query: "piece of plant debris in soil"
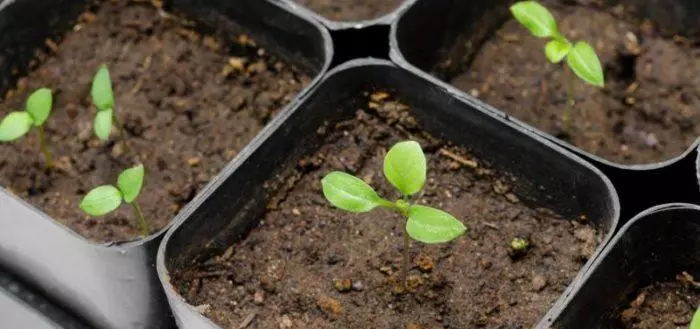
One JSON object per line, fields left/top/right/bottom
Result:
{"left": 291, "top": 0, "right": 405, "bottom": 21}
{"left": 0, "top": 0, "right": 310, "bottom": 242}
{"left": 173, "top": 92, "right": 601, "bottom": 329}
{"left": 444, "top": 2, "right": 700, "bottom": 164}
{"left": 619, "top": 272, "right": 700, "bottom": 329}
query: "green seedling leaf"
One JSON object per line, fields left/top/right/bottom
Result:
{"left": 118, "top": 164, "right": 144, "bottom": 203}
{"left": 322, "top": 171, "right": 388, "bottom": 213}
{"left": 0, "top": 111, "right": 33, "bottom": 141}
{"left": 383, "top": 141, "right": 426, "bottom": 196}
{"left": 26, "top": 88, "right": 52, "bottom": 126}
{"left": 545, "top": 39, "right": 571, "bottom": 63}
{"left": 510, "top": 1, "right": 558, "bottom": 38}
{"left": 691, "top": 306, "right": 700, "bottom": 329}
{"left": 567, "top": 41, "right": 605, "bottom": 87}
{"left": 94, "top": 109, "right": 113, "bottom": 141}
{"left": 80, "top": 185, "right": 123, "bottom": 216}
{"left": 91, "top": 64, "right": 115, "bottom": 111}
{"left": 406, "top": 205, "right": 466, "bottom": 243}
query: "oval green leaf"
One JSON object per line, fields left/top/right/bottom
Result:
{"left": 25, "top": 88, "right": 52, "bottom": 126}
{"left": 406, "top": 205, "right": 466, "bottom": 244}
{"left": 118, "top": 164, "right": 145, "bottom": 203}
{"left": 91, "top": 64, "right": 114, "bottom": 111}
{"left": 80, "top": 185, "right": 123, "bottom": 216}
{"left": 383, "top": 141, "right": 426, "bottom": 196}
{"left": 94, "top": 109, "right": 113, "bottom": 141}
{"left": 545, "top": 39, "right": 571, "bottom": 63}
{"left": 691, "top": 306, "right": 700, "bottom": 329}
{"left": 567, "top": 41, "right": 605, "bottom": 87}
{"left": 321, "top": 171, "right": 387, "bottom": 213}
{"left": 510, "top": 1, "right": 558, "bottom": 38}
{"left": 0, "top": 111, "right": 33, "bottom": 141}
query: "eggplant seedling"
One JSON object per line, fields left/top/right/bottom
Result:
{"left": 91, "top": 64, "right": 131, "bottom": 153}
{"left": 321, "top": 140, "right": 467, "bottom": 288}
{"left": 510, "top": 1, "right": 605, "bottom": 131}
{"left": 80, "top": 164, "right": 150, "bottom": 236}
{"left": 0, "top": 88, "right": 54, "bottom": 168}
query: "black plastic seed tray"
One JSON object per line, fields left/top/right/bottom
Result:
{"left": 2, "top": 0, "right": 700, "bottom": 327}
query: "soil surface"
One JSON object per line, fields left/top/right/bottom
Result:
{"left": 292, "top": 0, "right": 404, "bottom": 21}
{"left": 0, "top": 1, "right": 310, "bottom": 242}
{"left": 619, "top": 273, "right": 700, "bottom": 329}
{"left": 174, "top": 92, "right": 601, "bottom": 329}
{"left": 446, "top": 3, "right": 700, "bottom": 164}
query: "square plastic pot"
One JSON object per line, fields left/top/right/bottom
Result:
{"left": 0, "top": 0, "right": 331, "bottom": 328}
{"left": 157, "top": 58, "right": 620, "bottom": 328}
{"left": 389, "top": 0, "right": 700, "bottom": 225}
{"left": 543, "top": 203, "right": 700, "bottom": 329}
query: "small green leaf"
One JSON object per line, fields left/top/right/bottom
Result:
{"left": 118, "top": 164, "right": 145, "bottom": 203}
{"left": 321, "top": 171, "right": 388, "bottom": 213}
{"left": 406, "top": 205, "right": 466, "bottom": 244}
{"left": 510, "top": 1, "right": 558, "bottom": 38}
{"left": 94, "top": 109, "right": 113, "bottom": 141}
{"left": 80, "top": 185, "right": 123, "bottom": 216}
{"left": 567, "top": 41, "right": 605, "bottom": 87}
{"left": 691, "top": 306, "right": 700, "bottom": 329}
{"left": 383, "top": 141, "right": 426, "bottom": 196}
{"left": 0, "top": 111, "right": 33, "bottom": 141}
{"left": 545, "top": 39, "right": 571, "bottom": 63}
{"left": 25, "top": 88, "right": 52, "bottom": 126}
{"left": 91, "top": 64, "right": 114, "bottom": 111}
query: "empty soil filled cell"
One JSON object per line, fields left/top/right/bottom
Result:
{"left": 618, "top": 275, "right": 700, "bottom": 329}
{"left": 445, "top": 3, "right": 700, "bottom": 164}
{"left": 0, "top": 1, "right": 310, "bottom": 242}
{"left": 173, "top": 92, "right": 601, "bottom": 329}
{"left": 292, "top": 0, "right": 404, "bottom": 21}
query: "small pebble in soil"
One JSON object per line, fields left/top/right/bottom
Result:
{"left": 279, "top": 315, "right": 293, "bottom": 329}
{"left": 253, "top": 291, "right": 264, "bottom": 305}
{"left": 316, "top": 295, "right": 342, "bottom": 316}
{"left": 508, "top": 237, "right": 530, "bottom": 259}
{"left": 415, "top": 254, "right": 434, "bottom": 273}
{"left": 351, "top": 281, "right": 364, "bottom": 291}
{"left": 333, "top": 279, "right": 352, "bottom": 293}
{"left": 531, "top": 275, "right": 548, "bottom": 292}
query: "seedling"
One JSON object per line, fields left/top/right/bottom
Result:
{"left": 91, "top": 64, "right": 131, "bottom": 153}
{"left": 0, "top": 88, "right": 54, "bottom": 168}
{"left": 80, "top": 164, "right": 150, "bottom": 236}
{"left": 510, "top": 1, "right": 605, "bottom": 131}
{"left": 321, "top": 141, "right": 467, "bottom": 287}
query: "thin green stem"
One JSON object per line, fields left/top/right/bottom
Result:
{"left": 563, "top": 65, "right": 575, "bottom": 134}
{"left": 37, "top": 125, "right": 52, "bottom": 169}
{"left": 130, "top": 201, "right": 150, "bottom": 236}
{"left": 112, "top": 110, "right": 131, "bottom": 154}
{"left": 401, "top": 194, "right": 411, "bottom": 289}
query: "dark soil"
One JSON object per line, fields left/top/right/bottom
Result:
{"left": 174, "top": 92, "right": 601, "bottom": 329}
{"left": 0, "top": 1, "right": 310, "bottom": 243}
{"left": 292, "top": 0, "right": 404, "bottom": 21}
{"left": 446, "top": 3, "right": 700, "bottom": 164}
{"left": 619, "top": 273, "right": 700, "bottom": 329}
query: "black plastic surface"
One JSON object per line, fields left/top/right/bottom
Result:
{"left": 543, "top": 203, "right": 700, "bottom": 329}
{"left": 0, "top": 0, "right": 332, "bottom": 328}
{"left": 157, "top": 59, "right": 619, "bottom": 328}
